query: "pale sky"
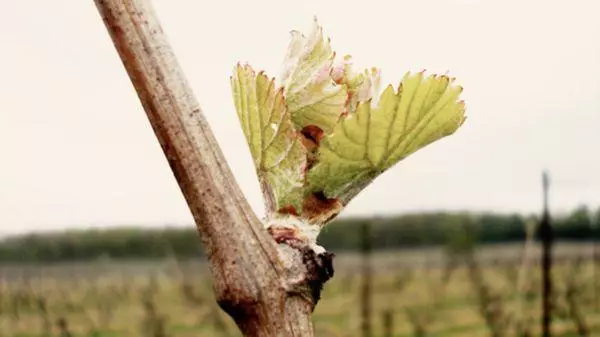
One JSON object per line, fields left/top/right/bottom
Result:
{"left": 1, "top": 0, "right": 599, "bottom": 236}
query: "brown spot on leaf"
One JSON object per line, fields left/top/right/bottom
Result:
{"left": 277, "top": 205, "right": 299, "bottom": 216}
{"left": 299, "top": 136, "right": 318, "bottom": 153}
{"left": 299, "top": 126, "right": 324, "bottom": 173}
{"left": 302, "top": 192, "right": 343, "bottom": 225}
{"left": 301, "top": 125, "right": 324, "bottom": 147}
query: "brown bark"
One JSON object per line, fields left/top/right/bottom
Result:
{"left": 93, "top": 0, "right": 331, "bottom": 335}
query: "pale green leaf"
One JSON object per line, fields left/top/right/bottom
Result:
{"left": 307, "top": 71, "right": 466, "bottom": 202}
{"left": 279, "top": 18, "right": 348, "bottom": 133}
{"left": 231, "top": 64, "right": 307, "bottom": 213}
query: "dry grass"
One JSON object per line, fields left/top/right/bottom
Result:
{"left": 0, "top": 243, "right": 598, "bottom": 337}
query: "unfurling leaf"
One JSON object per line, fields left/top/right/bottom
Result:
{"left": 279, "top": 18, "right": 348, "bottom": 133}
{"left": 231, "top": 64, "right": 306, "bottom": 213}
{"left": 308, "top": 72, "right": 466, "bottom": 203}
{"left": 331, "top": 55, "right": 382, "bottom": 114}
{"left": 231, "top": 19, "right": 467, "bottom": 226}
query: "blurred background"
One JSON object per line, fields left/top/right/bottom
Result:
{"left": 1, "top": 0, "right": 599, "bottom": 336}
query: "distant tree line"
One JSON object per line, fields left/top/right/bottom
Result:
{"left": 0, "top": 206, "right": 598, "bottom": 263}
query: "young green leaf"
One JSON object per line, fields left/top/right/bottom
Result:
{"left": 279, "top": 18, "right": 348, "bottom": 133}
{"left": 231, "top": 19, "right": 467, "bottom": 227}
{"left": 231, "top": 64, "right": 307, "bottom": 214}
{"left": 331, "top": 55, "right": 382, "bottom": 114}
{"left": 307, "top": 72, "right": 466, "bottom": 203}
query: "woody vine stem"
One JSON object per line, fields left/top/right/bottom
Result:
{"left": 94, "top": 1, "right": 335, "bottom": 336}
